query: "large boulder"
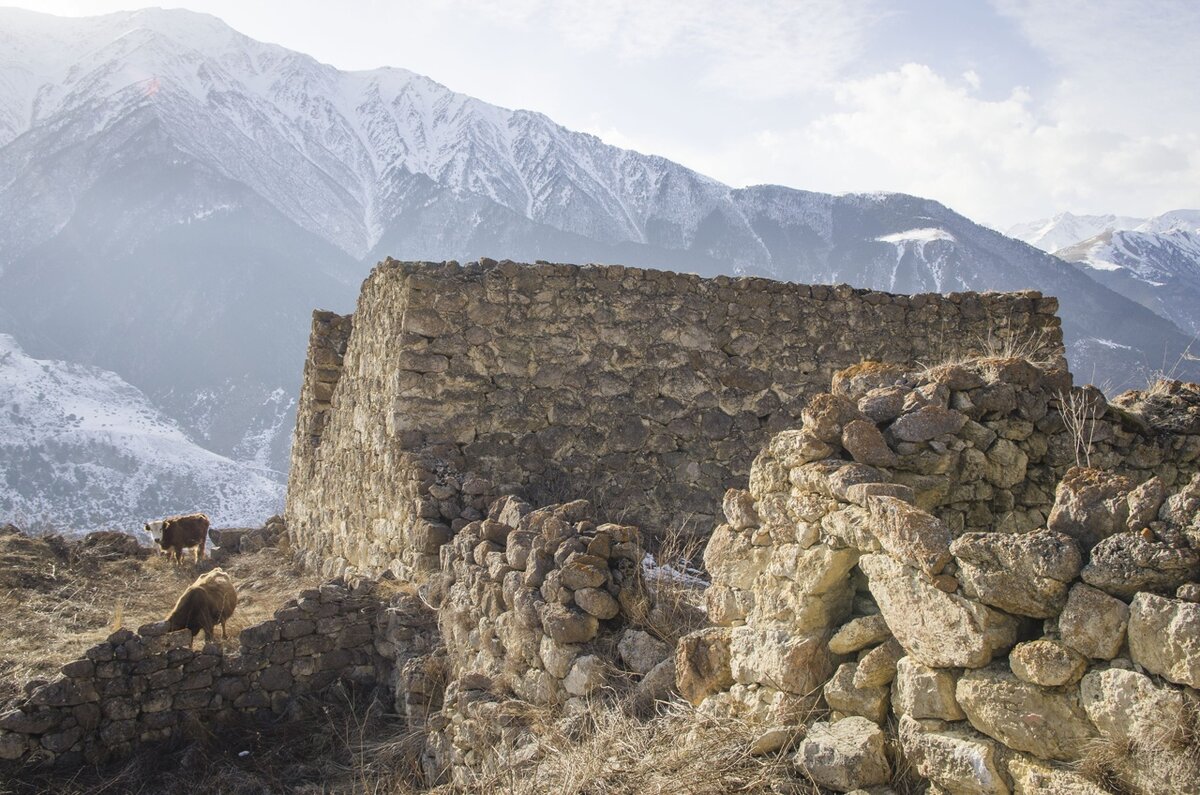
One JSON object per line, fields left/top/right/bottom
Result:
{"left": 898, "top": 715, "right": 1008, "bottom": 795}
{"left": 1080, "top": 532, "right": 1199, "bottom": 600}
{"left": 1057, "top": 583, "right": 1128, "bottom": 660}
{"left": 950, "top": 530, "right": 1081, "bottom": 618}
{"left": 865, "top": 497, "right": 952, "bottom": 575}
{"left": 1046, "top": 467, "right": 1135, "bottom": 553}
{"left": 794, "top": 717, "right": 890, "bottom": 792}
{"left": 1127, "top": 593, "right": 1200, "bottom": 688}
{"left": 956, "top": 666, "right": 1097, "bottom": 761}
{"left": 860, "top": 554, "right": 1019, "bottom": 668}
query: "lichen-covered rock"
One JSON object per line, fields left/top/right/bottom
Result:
{"left": 950, "top": 530, "right": 1080, "bottom": 618}
{"left": 1008, "top": 640, "right": 1087, "bottom": 687}
{"left": 1057, "top": 583, "right": 1129, "bottom": 660}
{"left": 832, "top": 362, "right": 909, "bottom": 401}
{"left": 865, "top": 497, "right": 952, "bottom": 576}
{"left": 794, "top": 717, "right": 890, "bottom": 792}
{"left": 956, "top": 666, "right": 1097, "bottom": 761}
{"left": 1080, "top": 532, "right": 1199, "bottom": 599}
{"left": 860, "top": 554, "right": 1019, "bottom": 668}
{"left": 892, "top": 657, "right": 964, "bottom": 721}
{"left": 842, "top": 420, "right": 898, "bottom": 467}
{"left": 828, "top": 614, "right": 892, "bottom": 655}
{"left": 889, "top": 405, "right": 967, "bottom": 443}
{"left": 824, "top": 662, "right": 889, "bottom": 724}
{"left": 675, "top": 628, "right": 733, "bottom": 706}
{"left": 898, "top": 715, "right": 1008, "bottom": 795}
{"left": 1046, "top": 467, "right": 1135, "bottom": 552}
{"left": 802, "top": 393, "right": 868, "bottom": 444}
{"left": 1125, "top": 476, "right": 1167, "bottom": 532}
{"left": 1127, "top": 592, "right": 1200, "bottom": 688}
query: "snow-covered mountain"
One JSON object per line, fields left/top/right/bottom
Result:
{"left": 1009, "top": 210, "right": 1200, "bottom": 341}
{"left": 0, "top": 334, "right": 283, "bottom": 534}
{"left": 1, "top": 7, "right": 1198, "bottom": 529}
{"left": 1006, "top": 212, "right": 1146, "bottom": 254}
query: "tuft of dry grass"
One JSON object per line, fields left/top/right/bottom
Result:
{"left": 458, "top": 697, "right": 812, "bottom": 795}
{"left": 0, "top": 531, "right": 320, "bottom": 706}
{"left": 633, "top": 520, "right": 710, "bottom": 646}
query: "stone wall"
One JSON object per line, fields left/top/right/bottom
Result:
{"left": 0, "top": 578, "right": 427, "bottom": 767}
{"left": 286, "top": 258, "right": 1065, "bottom": 580}
{"left": 682, "top": 358, "right": 1200, "bottom": 793}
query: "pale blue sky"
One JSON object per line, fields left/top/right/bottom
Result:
{"left": 6, "top": 0, "right": 1199, "bottom": 227}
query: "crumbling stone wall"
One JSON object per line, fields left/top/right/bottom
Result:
{"left": 286, "top": 258, "right": 1065, "bottom": 580}
{"left": 683, "top": 359, "right": 1200, "bottom": 793}
{"left": 0, "top": 579, "right": 430, "bottom": 768}
{"left": 422, "top": 495, "right": 676, "bottom": 787}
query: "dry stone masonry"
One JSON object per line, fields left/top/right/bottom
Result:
{"left": 684, "top": 356, "right": 1200, "bottom": 793}
{"left": 287, "top": 258, "right": 1064, "bottom": 581}
{"left": 0, "top": 578, "right": 435, "bottom": 767}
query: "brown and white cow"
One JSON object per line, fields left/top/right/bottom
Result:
{"left": 145, "top": 513, "right": 210, "bottom": 563}
{"left": 165, "top": 568, "right": 238, "bottom": 643}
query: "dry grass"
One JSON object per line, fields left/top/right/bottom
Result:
{"left": 1056, "top": 387, "right": 1102, "bottom": 468}
{"left": 0, "top": 531, "right": 319, "bottom": 705}
{"left": 919, "top": 322, "right": 1061, "bottom": 374}
{"left": 633, "top": 520, "right": 710, "bottom": 646}
{"left": 1076, "top": 698, "right": 1200, "bottom": 794}
{"left": 457, "top": 697, "right": 812, "bottom": 795}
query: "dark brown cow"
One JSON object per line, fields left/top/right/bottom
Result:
{"left": 165, "top": 568, "right": 238, "bottom": 644}
{"left": 148, "top": 513, "right": 209, "bottom": 563}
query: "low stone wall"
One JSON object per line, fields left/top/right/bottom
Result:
{"left": 286, "top": 258, "right": 1066, "bottom": 581}
{"left": 682, "top": 358, "right": 1200, "bottom": 793}
{"left": 0, "top": 579, "right": 420, "bottom": 768}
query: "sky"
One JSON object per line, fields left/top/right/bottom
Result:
{"left": 5, "top": 0, "right": 1199, "bottom": 229}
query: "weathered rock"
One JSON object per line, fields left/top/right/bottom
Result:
{"left": 703, "top": 525, "right": 769, "bottom": 590}
{"left": 563, "top": 655, "right": 607, "bottom": 696}
{"left": 950, "top": 530, "right": 1081, "bottom": 618}
{"left": 889, "top": 406, "right": 967, "bottom": 443}
{"left": 574, "top": 587, "right": 619, "bottom": 619}
{"left": 617, "top": 630, "right": 671, "bottom": 676}
{"left": 853, "top": 638, "right": 903, "bottom": 688}
{"left": 675, "top": 628, "right": 733, "bottom": 706}
{"left": 956, "top": 666, "right": 1097, "bottom": 761}
{"left": 794, "top": 717, "right": 890, "bottom": 792}
{"left": 842, "top": 420, "right": 898, "bottom": 468}
{"left": 730, "top": 627, "right": 831, "bottom": 695}
{"left": 824, "top": 662, "right": 889, "bottom": 724}
{"left": 538, "top": 604, "right": 599, "bottom": 645}
{"left": 1080, "top": 532, "right": 1199, "bottom": 599}
{"left": 828, "top": 614, "right": 892, "bottom": 655}
{"left": 891, "top": 657, "right": 964, "bottom": 721}
{"left": 1058, "top": 583, "right": 1128, "bottom": 660}
{"left": 1126, "top": 476, "right": 1167, "bottom": 532}
{"left": 1008, "top": 640, "right": 1087, "bottom": 687}
{"left": 1006, "top": 754, "right": 1109, "bottom": 795}
{"left": 769, "top": 430, "right": 835, "bottom": 468}
{"left": 1046, "top": 467, "right": 1135, "bottom": 552}
{"left": 865, "top": 497, "right": 952, "bottom": 575}
{"left": 1127, "top": 592, "right": 1200, "bottom": 688}
{"left": 858, "top": 386, "right": 909, "bottom": 424}
{"left": 722, "top": 489, "right": 759, "bottom": 530}
{"left": 860, "top": 554, "right": 1019, "bottom": 668}
{"left": 1079, "top": 667, "right": 1189, "bottom": 743}
{"left": 802, "top": 393, "right": 867, "bottom": 444}
{"left": 832, "top": 362, "right": 909, "bottom": 401}
{"left": 898, "top": 715, "right": 1008, "bottom": 795}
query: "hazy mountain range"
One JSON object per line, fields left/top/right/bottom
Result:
{"left": 1, "top": 7, "right": 1196, "bottom": 531}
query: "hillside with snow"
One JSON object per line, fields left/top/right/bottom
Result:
{"left": 1, "top": 7, "right": 1198, "bottom": 529}
{"left": 0, "top": 334, "right": 283, "bottom": 534}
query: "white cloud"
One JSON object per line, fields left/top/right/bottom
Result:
{"left": 681, "top": 63, "right": 1200, "bottom": 227}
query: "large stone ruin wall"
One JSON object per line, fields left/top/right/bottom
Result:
{"left": 286, "top": 258, "right": 1065, "bottom": 580}
{"left": 681, "top": 357, "right": 1200, "bottom": 794}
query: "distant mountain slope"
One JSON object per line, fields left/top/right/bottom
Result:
{"left": 1006, "top": 212, "right": 1145, "bottom": 253}
{"left": 1010, "top": 210, "right": 1200, "bottom": 346}
{"left": 2, "top": 6, "right": 1198, "bottom": 529}
{"left": 0, "top": 334, "right": 283, "bottom": 533}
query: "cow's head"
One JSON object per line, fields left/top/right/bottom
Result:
{"left": 146, "top": 520, "right": 166, "bottom": 545}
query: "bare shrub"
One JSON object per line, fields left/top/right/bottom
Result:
{"left": 1056, "top": 387, "right": 1103, "bottom": 468}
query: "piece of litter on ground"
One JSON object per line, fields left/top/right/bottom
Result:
{"left": 238, "top": 750, "right": 250, "bottom": 757}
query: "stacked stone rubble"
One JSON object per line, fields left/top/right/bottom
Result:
{"left": 0, "top": 579, "right": 434, "bottom": 768}
{"left": 422, "top": 496, "right": 676, "bottom": 787}
{"left": 287, "top": 258, "right": 1065, "bottom": 580}
{"left": 685, "top": 357, "right": 1200, "bottom": 793}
